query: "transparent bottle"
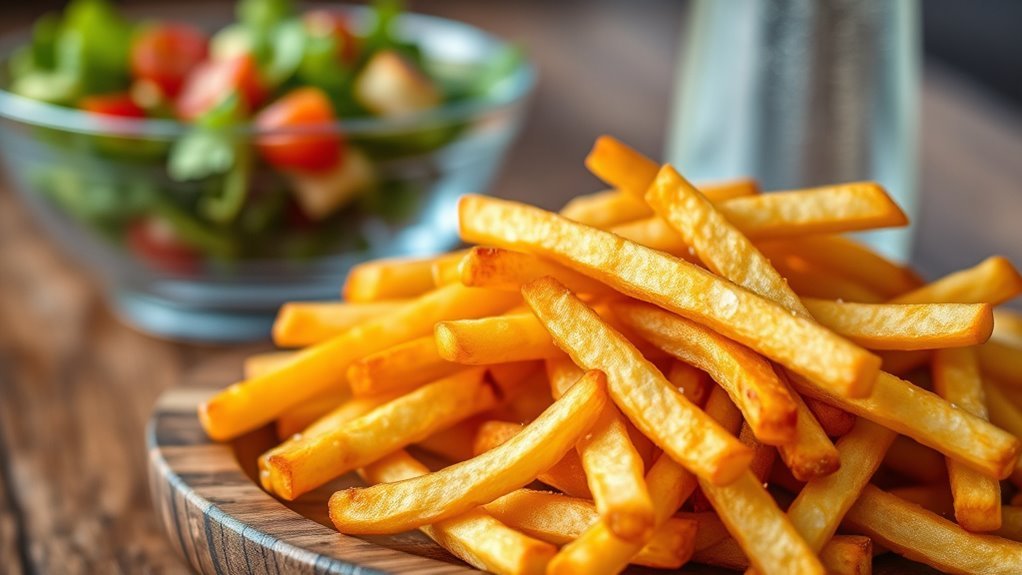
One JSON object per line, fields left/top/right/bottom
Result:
{"left": 667, "top": 0, "right": 920, "bottom": 261}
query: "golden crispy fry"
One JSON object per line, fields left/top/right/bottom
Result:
{"left": 243, "top": 350, "right": 298, "bottom": 378}
{"left": 271, "top": 300, "right": 405, "bottom": 347}
{"left": 979, "top": 342, "right": 1022, "bottom": 388}
{"left": 882, "top": 436, "right": 947, "bottom": 483}
{"left": 889, "top": 256, "right": 1022, "bottom": 305}
{"left": 758, "top": 235, "right": 923, "bottom": 298}
{"left": 259, "top": 393, "right": 398, "bottom": 490}
{"left": 697, "top": 388, "right": 824, "bottom": 575}
{"left": 888, "top": 484, "right": 954, "bottom": 515}
{"left": 547, "top": 452, "right": 699, "bottom": 575}
{"left": 343, "top": 251, "right": 471, "bottom": 302}
{"left": 544, "top": 363, "right": 653, "bottom": 541}
{"left": 430, "top": 250, "right": 469, "bottom": 287}
{"left": 995, "top": 506, "right": 1022, "bottom": 542}
{"left": 435, "top": 313, "right": 561, "bottom": 364}
{"left": 787, "top": 418, "right": 897, "bottom": 551}
{"left": 845, "top": 485, "right": 1022, "bottom": 574}
{"left": 818, "top": 535, "right": 873, "bottom": 575}
{"left": 199, "top": 284, "right": 518, "bottom": 440}
{"left": 777, "top": 389, "right": 843, "bottom": 480}
{"left": 561, "top": 184, "right": 759, "bottom": 229}
{"left": 459, "top": 246, "right": 615, "bottom": 296}
{"left": 274, "top": 395, "right": 342, "bottom": 440}
{"left": 616, "top": 302, "right": 798, "bottom": 445}
{"left": 459, "top": 195, "right": 881, "bottom": 398}
{"left": 267, "top": 369, "right": 496, "bottom": 500}
{"left": 473, "top": 420, "right": 591, "bottom": 498}
{"left": 522, "top": 278, "right": 753, "bottom": 484}
{"left": 803, "top": 299, "right": 994, "bottom": 350}
{"left": 993, "top": 309, "right": 1022, "bottom": 348}
{"left": 769, "top": 255, "right": 887, "bottom": 302}
{"left": 360, "top": 451, "right": 556, "bottom": 575}
{"left": 346, "top": 335, "right": 460, "bottom": 396}
{"left": 791, "top": 370, "right": 1020, "bottom": 479}
{"left": 933, "top": 346, "right": 1002, "bottom": 531}
{"left": 328, "top": 370, "right": 607, "bottom": 534}
{"left": 647, "top": 164, "right": 808, "bottom": 315}
{"left": 484, "top": 490, "right": 697, "bottom": 569}
{"left": 416, "top": 416, "right": 485, "bottom": 463}
{"left": 667, "top": 360, "right": 712, "bottom": 407}
{"left": 805, "top": 398, "right": 856, "bottom": 437}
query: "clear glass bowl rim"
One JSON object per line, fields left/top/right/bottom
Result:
{"left": 0, "top": 4, "right": 537, "bottom": 139}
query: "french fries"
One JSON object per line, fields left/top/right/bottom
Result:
{"left": 328, "top": 371, "right": 607, "bottom": 533}
{"left": 460, "top": 195, "right": 881, "bottom": 398}
{"left": 198, "top": 134, "right": 1022, "bottom": 574}
{"left": 272, "top": 300, "right": 406, "bottom": 347}
{"left": 845, "top": 486, "right": 1022, "bottom": 574}
{"left": 523, "top": 277, "right": 753, "bottom": 485}
{"left": 933, "top": 346, "right": 1002, "bottom": 531}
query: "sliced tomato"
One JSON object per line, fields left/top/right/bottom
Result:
{"left": 175, "top": 55, "right": 266, "bottom": 121}
{"left": 255, "top": 87, "right": 344, "bottom": 172}
{"left": 126, "top": 218, "right": 200, "bottom": 274}
{"left": 131, "top": 23, "right": 208, "bottom": 98}
{"left": 80, "top": 93, "right": 146, "bottom": 118}
{"left": 304, "top": 9, "right": 359, "bottom": 65}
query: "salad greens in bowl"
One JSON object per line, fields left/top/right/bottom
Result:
{"left": 0, "top": 0, "right": 534, "bottom": 341}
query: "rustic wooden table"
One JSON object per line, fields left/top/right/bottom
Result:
{"left": 1, "top": 1, "right": 1021, "bottom": 573}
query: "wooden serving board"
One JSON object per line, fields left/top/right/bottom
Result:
{"left": 147, "top": 387, "right": 938, "bottom": 575}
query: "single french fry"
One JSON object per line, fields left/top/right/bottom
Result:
{"left": 435, "top": 313, "right": 561, "bottom": 365}
{"left": 459, "top": 195, "right": 881, "bottom": 398}
{"left": 267, "top": 369, "right": 496, "bottom": 500}
{"left": 882, "top": 436, "right": 947, "bottom": 483}
{"left": 995, "top": 506, "right": 1022, "bottom": 542}
{"left": 979, "top": 342, "right": 1022, "bottom": 388}
{"left": 615, "top": 301, "right": 798, "bottom": 445}
{"left": 360, "top": 450, "right": 556, "bottom": 575}
{"left": 343, "top": 251, "right": 469, "bottom": 302}
{"left": 199, "top": 284, "right": 518, "bottom": 440}
{"left": 667, "top": 360, "right": 712, "bottom": 407}
{"left": 473, "top": 420, "right": 591, "bottom": 498}
{"left": 547, "top": 452, "right": 698, "bottom": 575}
{"left": 430, "top": 250, "right": 470, "bottom": 287}
{"left": 888, "top": 484, "right": 954, "bottom": 516}
{"left": 803, "top": 299, "right": 994, "bottom": 350}
{"left": 459, "top": 246, "right": 615, "bottom": 296}
{"left": 543, "top": 361, "right": 653, "bottom": 541}
{"left": 416, "top": 416, "right": 485, "bottom": 463}
{"left": 933, "top": 346, "right": 1002, "bottom": 531}
{"left": 328, "top": 370, "right": 608, "bottom": 534}
{"left": 889, "top": 256, "right": 1022, "bottom": 305}
{"left": 561, "top": 183, "right": 759, "bottom": 229}
{"left": 244, "top": 350, "right": 298, "bottom": 378}
{"left": 777, "top": 387, "right": 843, "bottom": 480}
{"left": 791, "top": 370, "right": 1021, "bottom": 480}
{"left": 484, "top": 490, "right": 697, "bottom": 569}
{"left": 346, "top": 335, "right": 460, "bottom": 397}
{"left": 786, "top": 418, "right": 897, "bottom": 551}
{"left": 259, "top": 392, "right": 399, "bottom": 490}
{"left": 697, "top": 388, "right": 824, "bottom": 575}
{"left": 272, "top": 300, "right": 406, "bottom": 347}
{"left": 274, "top": 395, "right": 343, "bottom": 440}
{"left": 758, "top": 234, "right": 923, "bottom": 298}
{"left": 522, "top": 277, "right": 753, "bottom": 485}
{"left": 818, "top": 535, "right": 873, "bottom": 575}
{"left": 805, "top": 397, "right": 856, "bottom": 437}
{"left": 844, "top": 485, "right": 1022, "bottom": 574}
{"left": 993, "top": 309, "right": 1022, "bottom": 348}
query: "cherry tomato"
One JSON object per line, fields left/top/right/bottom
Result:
{"left": 175, "top": 55, "right": 266, "bottom": 121}
{"left": 255, "top": 87, "right": 344, "bottom": 173}
{"left": 80, "top": 93, "right": 146, "bottom": 118}
{"left": 304, "top": 9, "right": 359, "bottom": 65}
{"left": 126, "top": 218, "right": 200, "bottom": 274}
{"left": 131, "top": 24, "right": 208, "bottom": 98}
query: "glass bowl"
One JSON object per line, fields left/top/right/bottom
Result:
{"left": 0, "top": 4, "right": 535, "bottom": 342}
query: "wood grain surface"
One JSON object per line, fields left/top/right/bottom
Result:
{"left": 0, "top": 1, "right": 1020, "bottom": 574}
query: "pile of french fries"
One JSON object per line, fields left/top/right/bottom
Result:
{"left": 200, "top": 135, "right": 1022, "bottom": 575}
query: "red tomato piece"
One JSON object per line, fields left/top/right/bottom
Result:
{"left": 126, "top": 218, "right": 200, "bottom": 274}
{"left": 175, "top": 54, "right": 266, "bottom": 121}
{"left": 80, "top": 93, "right": 147, "bottom": 118}
{"left": 255, "top": 87, "right": 344, "bottom": 173}
{"left": 304, "top": 9, "right": 360, "bottom": 65}
{"left": 131, "top": 23, "right": 208, "bottom": 98}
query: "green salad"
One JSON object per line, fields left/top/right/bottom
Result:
{"left": 6, "top": 0, "right": 521, "bottom": 271}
